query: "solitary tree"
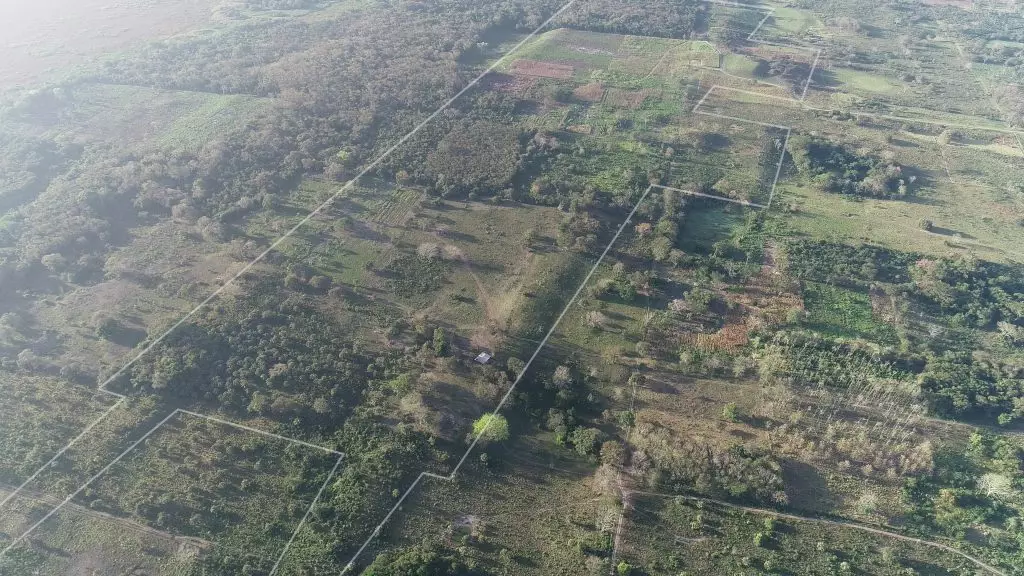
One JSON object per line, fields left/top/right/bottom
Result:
{"left": 470, "top": 414, "right": 509, "bottom": 445}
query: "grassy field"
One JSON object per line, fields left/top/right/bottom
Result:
{"left": 802, "top": 282, "right": 898, "bottom": 344}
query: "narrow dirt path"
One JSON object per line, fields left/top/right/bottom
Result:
{"left": 628, "top": 489, "right": 1010, "bottom": 576}
{"left": 0, "top": 482, "right": 212, "bottom": 550}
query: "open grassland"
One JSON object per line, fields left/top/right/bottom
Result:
{"left": 9, "top": 83, "right": 274, "bottom": 150}
{"left": 696, "top": 91, "right": 1024, "bottom": 262}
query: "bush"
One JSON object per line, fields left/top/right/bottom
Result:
{"left": 470, "top": 414, "right": 509, "bottom": 445}
{"left": 722, "top": 402, "right": 739, "bottom": 422}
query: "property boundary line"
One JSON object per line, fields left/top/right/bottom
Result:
{"left": 0, "top": 408, "right": 346, "bottom": 575}
{"left": 651, "top": 184, "right": 767, "bottom": 209}
{"left": 0, "top": 394, "right": 124, "bottom": 511}
{"left": 341, "top": 177, "right": 773, "bottom": 573}
{"left": 339, "top": 184, "right": 654, "bottom": 573}
{"left": 0, "top": 0, "right": 580, "bottom": 567}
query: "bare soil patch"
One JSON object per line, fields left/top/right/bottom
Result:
{"left": 605, "top": 88, "right": 658, "bottom": 109}
{"left": 484, "top": 72, "right": 537, "bottom": 96}
{"left": 512, "top": 59, "right": 574, "bottom": 79}
{"left": 573, "top": 81, "right": 606, "bottom": 102}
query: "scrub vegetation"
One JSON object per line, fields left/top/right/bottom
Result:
{"left": 0, "top": 0, "right": 1022, "bottom": 574}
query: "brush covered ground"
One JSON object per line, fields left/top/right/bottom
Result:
{"left": 0, "top": 0, "right": 1022, "bottom": 575}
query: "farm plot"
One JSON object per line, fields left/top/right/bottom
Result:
{"left": 511, "top": 28, "right": 622, "bottom": 81}
{"left": 1, "top": 412, "right": 340, "bottom": 576}
{"left": 656, "top": 113, "right": 788, "bottom": 206}
{"left": 607, "top": 36, "right": 720, "bottom": 86}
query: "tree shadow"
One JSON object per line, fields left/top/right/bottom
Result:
{"left": 928, "top": 225, "right": 975, "bottom": 240}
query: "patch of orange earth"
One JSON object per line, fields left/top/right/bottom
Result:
{"left": 605, "top": 88, "right": 658, "bottom": 109}
{"left": 484, "top": 72, "right": 536, "bottom": 96}
{"left": 511, "top": 59, "right": 574, "bottom": 79}
{"left": 573, "top": 81, "right": 605, "bottom": 102}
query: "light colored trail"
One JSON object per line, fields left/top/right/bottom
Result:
{"left": 630, "top": 489, "right": 1009, "bottom": 576}
{"left": 270, "top": 455, "right": 346, "bottom": 575}
{"left": 0, "top": 396, "right": 124, "bottom": 510}
{"left": 341, "top": 184, "right": 655, "bottom": 574}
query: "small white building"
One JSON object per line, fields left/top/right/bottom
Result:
{"left": 474, "top": 352, "right": 493, "bottom": 364}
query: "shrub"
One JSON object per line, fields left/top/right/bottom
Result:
{"left": 722, "top": 402, "right": 739, "bottom": 422}
{"left": 470, "top": 414, "right": 509, "bottom": 445}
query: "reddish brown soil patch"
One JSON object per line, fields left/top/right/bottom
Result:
{"left": 484, "top": 72, "right": 536, "bottom": 95}
{"left": 512, "top": 59, "right": 574, "bottom": 79}
{"left": 605, "top": 88, "right": 658, "bottom": 109}
{"left": 573, "top": 81, "right": 606, "bottom": 102}
{"left": 689, "top": 321, "right": 750, "bottom": 352}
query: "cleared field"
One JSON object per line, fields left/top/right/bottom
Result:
{"left": 9, "top": 83, "right": 274, "bottom": 149}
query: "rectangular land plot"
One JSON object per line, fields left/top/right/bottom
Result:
{"left": 0, "top": 488, "right": 204, "bottom": 576}
{"left": 658, "top": 113, "right": 788, "bottom": 206}
{"left": 1, "top": 411, "right": 340, "bottom": 576}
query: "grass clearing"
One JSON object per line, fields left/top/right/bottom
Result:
{"left": 802, "top": 282, "right": 899, "bottom": 344}
{"left": 831, "top": 67, "right": 902, "bottom": 95}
